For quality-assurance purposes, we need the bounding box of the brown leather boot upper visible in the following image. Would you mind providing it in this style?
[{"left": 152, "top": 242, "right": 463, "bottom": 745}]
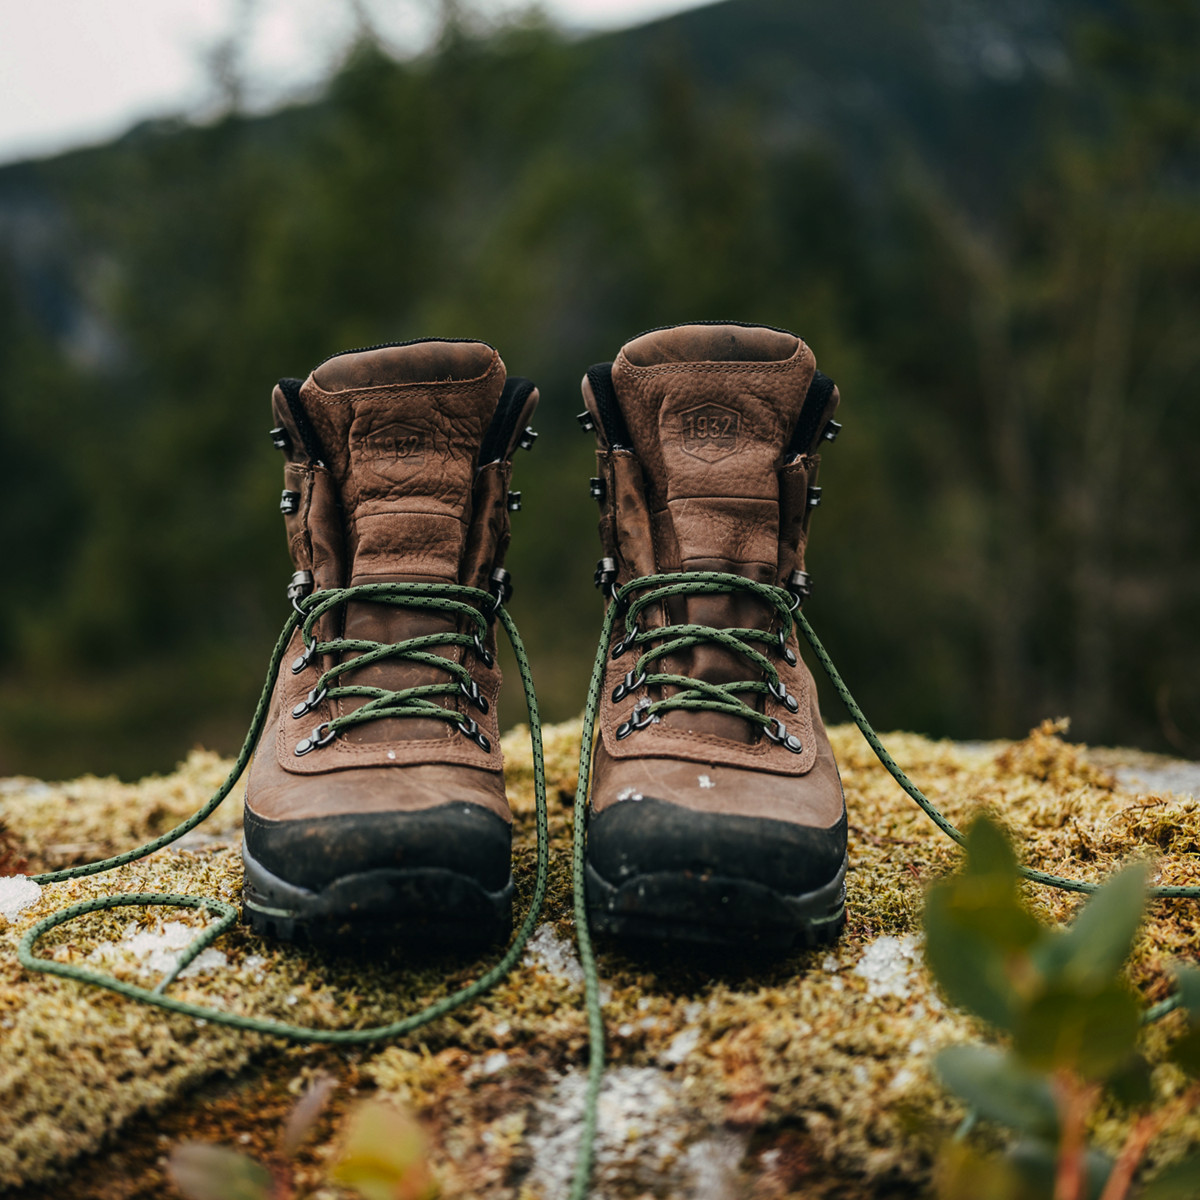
[
  {"left": 582, "top": 322, "right": 846, "bottom": 937},
  {"left": 242, "top": 340, "right": 537, "bottom": 930}
]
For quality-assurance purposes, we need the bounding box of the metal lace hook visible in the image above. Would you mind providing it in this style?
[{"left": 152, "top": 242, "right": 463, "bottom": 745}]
[{"left": 287, "top": 569, "right": 314, "bottom": 616}]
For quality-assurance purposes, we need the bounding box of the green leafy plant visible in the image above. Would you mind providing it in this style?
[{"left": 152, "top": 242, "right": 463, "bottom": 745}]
[
  {"left": 168, "top": 1076, "right": 437, "bottom": 1200},
  {"left": 924, "top": 817, "right": 1200, "bottom": 1200}
]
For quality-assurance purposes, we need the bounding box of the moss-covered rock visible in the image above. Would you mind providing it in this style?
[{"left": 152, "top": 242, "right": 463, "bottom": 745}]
[{"left": 1, "top": 719, "right": 1198, "bottom": 1198}]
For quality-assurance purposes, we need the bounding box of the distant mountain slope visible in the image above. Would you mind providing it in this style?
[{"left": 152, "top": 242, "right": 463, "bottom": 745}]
[{"left": 1, "top": 0, "right": 1197, "bottom": 777}]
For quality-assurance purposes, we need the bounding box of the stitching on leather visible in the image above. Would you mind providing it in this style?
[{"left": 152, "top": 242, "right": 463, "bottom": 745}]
[{"left": 616, "top": 344, "right": 813, "bottom": 377}]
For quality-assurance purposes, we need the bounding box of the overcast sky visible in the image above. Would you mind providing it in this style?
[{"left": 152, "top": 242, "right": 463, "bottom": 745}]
[{"left": 0, "top": 0, "right": 709, "bottom": 166}]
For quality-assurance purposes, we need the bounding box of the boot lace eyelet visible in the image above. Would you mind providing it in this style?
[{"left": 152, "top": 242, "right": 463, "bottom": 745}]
[
  {"left": 611, "top": 623, "right": 639, "bottom": 659},
  {"left": 291, "top": 686, "right": 327, "bottom": 719},
  {"left": 460, "top": 678, "right": 489, "bottom": 713},
  {"left": 617, "top": 698, "right": 657, "bottom": 739},
  {"left": 472, "top": 633, "right": 494, "bottom": 668},
  {"left": 295, "top": 722, "right": 335, "bottom": 756},
  {"left": 764, "top": 717, "right": 803, "bottom": 754},
  {"left": 456, "top": 717, "right": 491, "bottom": 752},
  {"left": 775, "top": 629, "right": 797, "bottom": 666},
  {"left": 612, "top": 669, "right": 646, "bottom": 703},
  {"left": 768, "top": 679, "right": 800, "bottom": 714}
]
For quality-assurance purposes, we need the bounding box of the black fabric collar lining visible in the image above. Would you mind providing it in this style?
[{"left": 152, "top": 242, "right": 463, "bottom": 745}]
[
  {"left": 586, "top": 362, "right": 632, "bottom": 450},
  {"left": 479, "top": 375, "right": 537, "bottom": 465},
  {"left": 786, "top": 369, "right": 836, "bottom": 459},
  {"left": 278, "top": 377, "right": 325, "bottom": 465}
]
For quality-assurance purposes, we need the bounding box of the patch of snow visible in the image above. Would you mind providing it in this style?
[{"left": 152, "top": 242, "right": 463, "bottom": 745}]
[
  {"left": 681, "top": 1132, "right": 747, "bottom": 1198},
  {"left": 241, "top": 953, "right": 268, "bottom": 984},
  {"left": 481, "top": 1051, "right": 509, "bottom": 1075},
  {"left": 615, "top": 787, "right": 644, "bottom": 802},
  {"left": 89, "top": 919, "right": 227, "bottom": 979},
  {"left": 0, "top": 780, "right": 52, "bottom": 798},
  {"left": 0, "top": 875, "right": 41, "bottom": 920},
  {"left": 525, "top": 1066, "right": 685, "bottom": 1197},
  {"left": 821, "top": 954, "right": 840, "bottom": 972},
  {"left": 523, "top": 923, "right": 585, "bottom": 987},
  {"left": 660, "top": 1026, "right": 701, "bottom": 1066},
  {"left": 698, "top": 774, "right": 715, "bottom": 789},
  {"left": 853, "top": 934, "right": 923, "bottom": 1000},
  {"left": 1117, "top": 763, "right": 1200, "bottom": 799}
]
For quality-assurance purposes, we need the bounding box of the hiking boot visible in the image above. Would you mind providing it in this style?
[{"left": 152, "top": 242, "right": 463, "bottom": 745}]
[
  {"left": 242, "top": 339, "right": 539, "bottom": 945},
  {"left": 580, "top": 322, "right": 847, "bottom": 950}
]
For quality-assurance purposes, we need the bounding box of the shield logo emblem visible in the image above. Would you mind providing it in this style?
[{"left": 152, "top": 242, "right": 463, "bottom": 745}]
[
  {"left": 353, "top": 421, "right": 427, "bottom": 482},
  {"left": 680, "top": 403, "right": 740, "bottom": 462}
]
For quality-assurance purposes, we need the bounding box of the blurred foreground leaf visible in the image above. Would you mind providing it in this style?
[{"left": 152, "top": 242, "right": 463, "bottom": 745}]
[
  {"left": 936, "top": 1140, "right": 1024, "bottom": 1200},
  {"left": 1105, "top": 1052, "right": 1154, "bottom": 1108},
  {"left": 1032, "top": 863, "right": 1149, "bottom": 991},
  {"left": 1007, "top": 1139, "right": 1112, "bottom": 1200},
  {"left": 934, "top": 1045, "right": 1059, "bottom": 1139},
  {"left": 1141, "top": 1152, "right": 1200, "bottom": 1200},
  {"left": 1167, "top": 1023, "right": 1200, "bottom": 1078},
  {"left": 1175, "top": 965, "right": 1200, "bottom": 1020},
  {"left": 167, "top": 1143, "right": 273, "bottom": 1200},
  {"left": 330, "top": 1100, "right": 438, "bottom": 1200},
  {"left": 924, "top": 817, "right": 1040, "bottom": 1030},
  {"left": 279, "top": 1073, "right": 336, "bottom": 1159},
  {"left": 1014, "top": 982, "right": 1141, "bottom": 1078}
]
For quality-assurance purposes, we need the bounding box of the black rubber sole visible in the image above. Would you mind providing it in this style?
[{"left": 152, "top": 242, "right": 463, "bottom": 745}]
[
  {"left": 585, "top": 856, "right": 847, "bottom": 952},
  {"left": 242, "top": 843, "right": 514, "bottom": 947}
]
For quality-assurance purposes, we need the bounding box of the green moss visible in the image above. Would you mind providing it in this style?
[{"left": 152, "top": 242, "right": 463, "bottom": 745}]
[{"left": 2, "top": 719, "right": 1198, "bottom": 1196}]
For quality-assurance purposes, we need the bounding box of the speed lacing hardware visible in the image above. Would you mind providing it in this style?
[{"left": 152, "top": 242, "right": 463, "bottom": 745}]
[
  {"left": 287, "top": 579, "right": 507, "bottom": 757},
  {"left": 598, "top": 570, "right": 808, "bottom": 755}
]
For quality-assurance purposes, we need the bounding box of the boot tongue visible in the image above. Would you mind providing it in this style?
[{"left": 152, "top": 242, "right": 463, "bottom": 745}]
[
  {"left": 611, "top": 324, "right": 816, "bottom": 743},
  {"left": 297, "top": 340, "right": 505, "bottom": 743},
  {"left": 300, "top": 340, "right": 504, "bottom": 586},
  {"left": 611, "top": 323, "right": 814, "bottom": 578}
]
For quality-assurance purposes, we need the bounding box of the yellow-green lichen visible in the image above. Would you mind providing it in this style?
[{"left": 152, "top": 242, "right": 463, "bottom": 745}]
[{"left": 1, "top": 719, "right": 1198, "bottom": 1197}]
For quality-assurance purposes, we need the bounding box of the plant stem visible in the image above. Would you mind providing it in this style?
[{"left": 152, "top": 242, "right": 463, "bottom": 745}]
[
  {"left": 1055, "top": 1072, "right": 1099, "bottom": 1200},
  {"left": 1099, "top": 1082, "right": 1200, "bottom": 1200}
]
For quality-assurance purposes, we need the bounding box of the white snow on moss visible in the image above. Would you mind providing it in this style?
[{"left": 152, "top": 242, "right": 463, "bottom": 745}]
[
  {"left": 0, "top": 875, "right": 41, "bottom": 921},
  {"left": 660, "top": 1026, "right": 701, "bottom": 1066},
  {"left": 89, "top": 919, "right": 228, "bottom": 980},
  {"left": 853, "top": 934, "right": 923, "bottom": 1000},
  {"left": 523, "top": 923, "right": 585, "bottom": 987},
  {"left": 526, "top": 1066, "right": 684, "bottom": 1196}
]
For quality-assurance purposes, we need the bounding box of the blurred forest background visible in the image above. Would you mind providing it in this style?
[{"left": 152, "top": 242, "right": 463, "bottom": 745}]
[{"left": 0, "top": 0, "right": 1197, "bottom": 779}]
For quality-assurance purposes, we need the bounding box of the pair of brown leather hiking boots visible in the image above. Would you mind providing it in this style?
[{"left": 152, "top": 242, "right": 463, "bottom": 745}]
[{"left": 243, "top": 323, "right": 847, "bottom": 952}]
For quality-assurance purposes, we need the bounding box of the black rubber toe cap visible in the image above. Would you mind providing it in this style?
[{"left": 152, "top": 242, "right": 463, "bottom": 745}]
[
  {"left": 587, "top": 797, "right": 847, "bottom": 897},
  {"left": 243, "top": 802, "right": 512, "bottom": 892}
]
